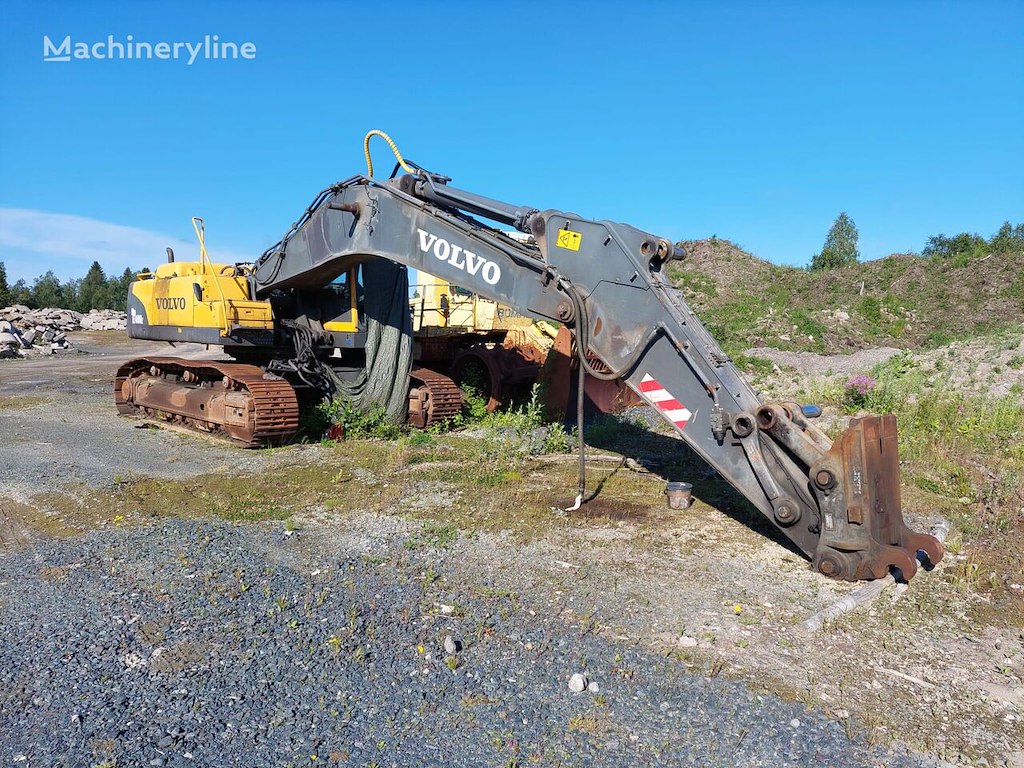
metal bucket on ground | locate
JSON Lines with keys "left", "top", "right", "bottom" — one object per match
{"left": 665, "top": 481, "right": 693, "bottom": 510}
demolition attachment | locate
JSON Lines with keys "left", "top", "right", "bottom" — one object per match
{"left": 748, "top": 405, "right": 944, "bottom": 580}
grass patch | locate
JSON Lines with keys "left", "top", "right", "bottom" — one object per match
{"left": 13, "top": 423, "right": 676, "bottom": 550}
{"left": 0, "top": 395, "right": 47, "bottom": 410}
{"left": 730, "top": 353, "right": 776, "bottom": 377}
{"left": 403, "top": 521, "right": 458, "bottom": 550}
{"left": 671, "top": 238, "right": 1024, "bottom": 355}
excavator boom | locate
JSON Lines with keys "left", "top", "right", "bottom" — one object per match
{"left": 250, "top": 169, "right": 943, "bottom": 581}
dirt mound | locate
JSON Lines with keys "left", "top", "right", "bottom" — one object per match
{"left": 669, "top": 239, "right": 1024, "bottom": 356}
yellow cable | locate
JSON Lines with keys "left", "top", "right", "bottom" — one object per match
{"left": 192, "top": 217, "right": 231, "bottom": 335}
{"left": 363, "top": 129, "right": 415, "bottom": 178}
{"left": 192, "top": 217, "right": 208, "bottom": 265}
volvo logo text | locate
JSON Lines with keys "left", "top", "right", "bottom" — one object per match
{"left": 416, "top": 229, "right": 501, "bottom": 286}
{"left": 155, "top": 297, "right": 187, "bottom": 310}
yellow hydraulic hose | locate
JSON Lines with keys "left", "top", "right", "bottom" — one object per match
{"left": 363, "top": 129, "right": 415, "bottom": 178}
{"left": 192, "top": 217, "right": 210, "bottom": 266}
{"left": 193, "top": 217, "right": 231, "bottom": 335}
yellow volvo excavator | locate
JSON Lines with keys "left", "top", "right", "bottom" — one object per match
{"left": 117, "top": 216, "right": 546, "bottom": 439}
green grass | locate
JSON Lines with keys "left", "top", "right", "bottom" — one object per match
{"left": 670, "top": 238, "right": 1024, "bottom": 355}
{"left": 0, "top": 395, "right": 47, "bottom": 410}
{"left": 300, "top": 398, "right": 402, "bottom": 442}
{"left": 403, "top": 521, "right": 458, "bottom": 550}
{"left": 799, "top": 352, "right": 1024, "bottom": 558}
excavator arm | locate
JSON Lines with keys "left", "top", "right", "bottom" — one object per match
{"left": 251, "top": 169, "right": 944, "bottom": 582}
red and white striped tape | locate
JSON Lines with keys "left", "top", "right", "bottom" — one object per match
{"left": 638, "top": 373, "right": 692, "bottom": 429}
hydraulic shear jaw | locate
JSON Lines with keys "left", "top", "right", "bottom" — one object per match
{"left": 812, "top": 415, "right": 944, "bottom": 581}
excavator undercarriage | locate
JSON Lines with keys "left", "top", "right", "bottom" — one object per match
{"left": 115, "top": 357, "right": 300, "bottom": 448}
{"left": 116, "top": 357, "right": 466, "bottom": 444}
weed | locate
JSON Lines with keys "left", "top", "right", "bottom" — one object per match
{"left": 709, "top": 658, "right": 726, "bottom": 678}
{"left": 423, "top": 563, "right": 440, "bottom": 584}
{"left": 300, "top": 397, "right": 402, "bottom": 441}
{"left": 459, "top": 379, "right": 492, "bottom": 424}
{"left": 842, "top": 374, "right": 877, "bottom": 410}
{"left": 568, "top": 715, "right": 603, "bottom": 734}
{"left": 408, "top": 430, "right": 434, "bottom": 446}
{"left": 542, "top": 421, "right": 572, "bottom": 453}
{"left": 461, "top": 693, "right": 496, "bottom": 707}
{"left": 403, "top": 522, "right": 458, "bottom": 550}
{"left": 0, "top": 395, "right": 47, "bottom": 410}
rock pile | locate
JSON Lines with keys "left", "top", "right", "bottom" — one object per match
{"left": 79, "top": 309, "right": 128, "bottom": 331}
{"left": 0, "top": 317, "right": 72, "bottom": 358}
{"left": 0, "top": 305, "right": 127, "bottom": 359}
{"left": 1, "top": 305, "right": 81, "bottom": 332}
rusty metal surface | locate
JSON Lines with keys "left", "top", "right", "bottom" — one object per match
{"left": 752, "top": 407, "right": 944, "bottom": 581}
{"left": 449, "top": 343, "right": 542, "bottom": 412}
{"left": 407, "top": 367, "right": 463, "bottom": 428}
{"left": 542, "top": 326, "right": 642, "bottom": 417}
{"left": 115, "top": 357, "right": 299, "bottom": 448}
{"left": 813, "top": 415, "right": 944, "bottom": 581}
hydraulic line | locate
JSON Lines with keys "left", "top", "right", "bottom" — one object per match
{"left": 572, "top": 341, "right": 586, "bottom": 510}
{"left": 557, "top": 276, "right": 663, "bottom": 509}
{"left": 363, "top": 129, "right": 415, "bottom": 178}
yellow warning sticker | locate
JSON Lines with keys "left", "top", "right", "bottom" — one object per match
{"left": 556, "top": 228, "right": 582, "bottom": 251}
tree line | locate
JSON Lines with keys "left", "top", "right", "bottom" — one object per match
{"left": 811, "top": 216, "right": 1024, "bottom": 271}
{"left": 4, "top": 218, "right": 1022, "bottom": 308}
{"left": 0, "top": 261, "right": 143, "bottom": 312}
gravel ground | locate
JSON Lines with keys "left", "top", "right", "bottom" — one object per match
{"left": 742, "top": 346, "right": 902, "bottom": 378}
{"left": 2, "top": 331, "right": 1016, "bottom": 766}
{"left": 0, "top": 334, "right": 277, "bottom": 502}
{"left": 0, "top": 518, "right": 937, "bottom": 768}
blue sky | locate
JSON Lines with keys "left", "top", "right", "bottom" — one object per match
{"left": 0, "top": 0, "right": 1021, "bottom": 283}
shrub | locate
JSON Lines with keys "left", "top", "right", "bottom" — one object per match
{"left": 843, "top": 374, "right": 877, "bottom": 409}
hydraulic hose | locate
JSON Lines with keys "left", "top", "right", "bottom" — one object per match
{"left": 364, "top": 130, "right": 415, "bottom": 178}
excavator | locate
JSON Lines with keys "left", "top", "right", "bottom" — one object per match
{"left": 115, "top": 131, "right": 943, "bottom": 582}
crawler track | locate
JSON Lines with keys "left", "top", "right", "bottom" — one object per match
{"left": 407, "top": 367, "right": 463, "bottom": 428}
{"left": 115, "top": 357, "right": 300, "bottom": 448}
